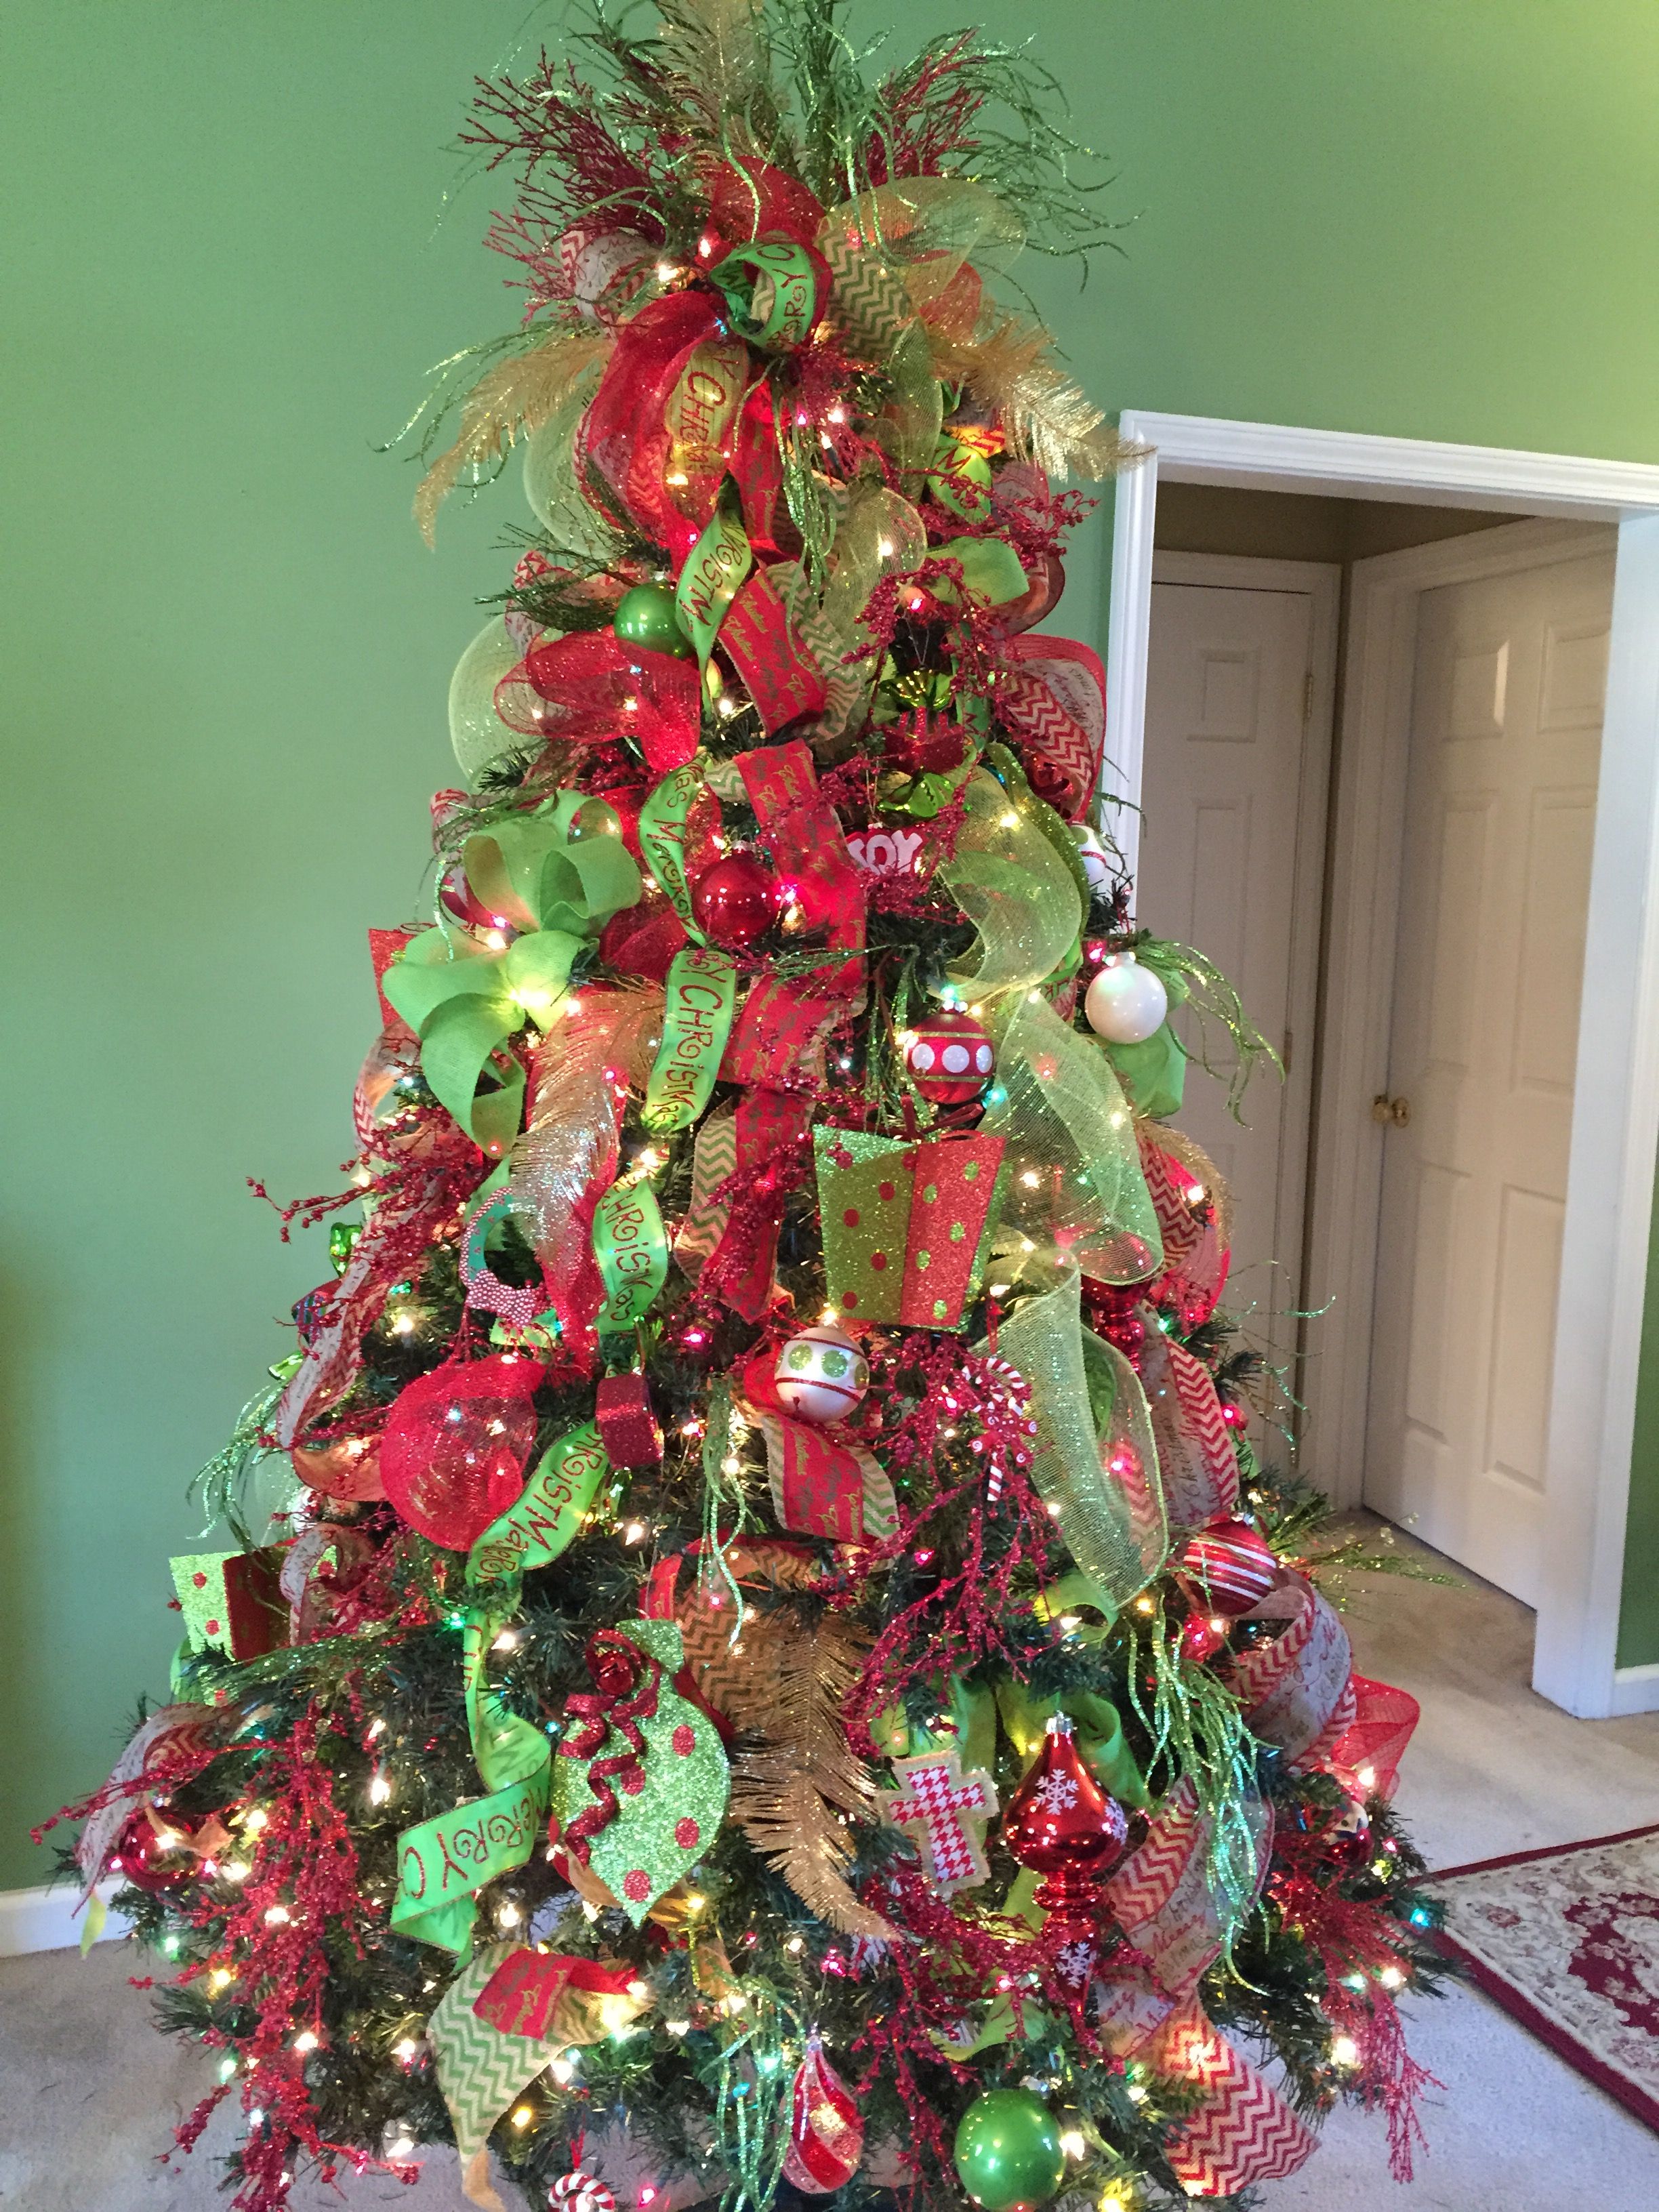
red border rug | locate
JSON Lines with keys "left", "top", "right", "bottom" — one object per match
{"left": 1427, "top": 1823, "right": 1659, "bottom": 2132}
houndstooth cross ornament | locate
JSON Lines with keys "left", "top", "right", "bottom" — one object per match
{"left": 878, "top": 1750, "right": 1000, "bottom": 1896}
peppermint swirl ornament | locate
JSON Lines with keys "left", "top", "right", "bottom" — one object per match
{"left": 550, "top": 2170, "right": 617, "bottom": 2212}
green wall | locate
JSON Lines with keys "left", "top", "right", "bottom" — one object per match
{"left": 9, "top": 1, "right": 1659, "bottom": 1889}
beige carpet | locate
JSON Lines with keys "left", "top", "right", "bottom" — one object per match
{"left": 7, "top": 1517, "right": 1659, "bottom": 2209}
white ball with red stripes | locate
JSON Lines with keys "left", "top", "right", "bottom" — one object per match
{"left": 1176, "top": 1518, "right": 1278, "bottom": 1617}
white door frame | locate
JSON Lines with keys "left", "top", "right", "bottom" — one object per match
{"left": 1147, "top": 551, "right": 1340, "bottom": 1400}
{"left": 1108, "top": 411, "right": 1659, "bottom": 1720}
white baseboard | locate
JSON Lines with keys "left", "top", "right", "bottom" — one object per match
{"left": 0, "top": 1881, "right": 129, "bottom": 1959}
{"left": 1609, "top": 1662, "right": 1659, "bottom": 1717}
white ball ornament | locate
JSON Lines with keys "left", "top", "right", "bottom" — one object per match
{"left": 1071, "top": 823, "right": 1113, "bottom": 895}
{"left": 1084, "top": 951, "right": 1169, "bottom": 1045}
{"left": 775, "top": 1323, "right": 870, "bottom": 1425}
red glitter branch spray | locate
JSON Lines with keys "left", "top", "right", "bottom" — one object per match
{"left": 164, "top": 1693, "right": 396, "bottom": 2212}
{"left": 843, "top": 1338, "right": 1052, "bottom": 1749}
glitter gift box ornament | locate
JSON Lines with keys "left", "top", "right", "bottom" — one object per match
{"left": 169, "top": 1549, "right": 285, "bottom": 1663}
{"left": 813, "top": 1128, "right": 1004, "bottom": 1327}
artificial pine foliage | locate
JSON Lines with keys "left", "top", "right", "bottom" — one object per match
{"left": 45, "top": 8, "right": 1448, "bottom": 2210}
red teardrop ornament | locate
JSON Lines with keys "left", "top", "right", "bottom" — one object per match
{"left": 783, "top": 2034, "right": 864, "bottom": 2193}
{"left": 379, "top": 1353, "right": 542, "bottom": 1550}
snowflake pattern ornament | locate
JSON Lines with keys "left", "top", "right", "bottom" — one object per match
{"left": 878, "top": 1749, "right": 1000, "bottom": 1896}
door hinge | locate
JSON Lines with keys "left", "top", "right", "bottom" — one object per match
{"left": 1372, "top": 1094, "right": 1411, "bottom": 1127}
{"left": 1282, "top": 1028, "right": 1292, "bottom": 1075}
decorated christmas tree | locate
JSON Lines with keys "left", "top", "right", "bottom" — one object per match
{"left": 43, "top": 7, "right": 1447, "bottom": 2209}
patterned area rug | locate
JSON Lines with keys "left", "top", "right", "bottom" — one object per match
{"left": 1427, "top": 1824, "right": 1659, "bottom": 2131}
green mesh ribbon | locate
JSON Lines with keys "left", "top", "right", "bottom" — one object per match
{"left": 939, "top": 771, "right": 1082, "bottom": 996}
{"left": 986, "top": 1267, "right": 1168, "bottom": 1612}
{"left": 981, "top": 992, "right": 1163, "bottom": 1286}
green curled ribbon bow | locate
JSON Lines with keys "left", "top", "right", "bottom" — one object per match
{"left": 710, "top": 239, "right": 819, "bottom": 348}
{"left": 383, "top": 793, "right": 642, "bottom": 1150}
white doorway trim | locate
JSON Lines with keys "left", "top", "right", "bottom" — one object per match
{"left": 1107, "top": 411, "right": 1659, "bottom": 1720}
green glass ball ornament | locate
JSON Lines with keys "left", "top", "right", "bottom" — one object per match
{"left": 952, "top": 2089, "right": 1066, "bottom": 2212}
{"left": 613, "top": 580, "right": 693, "bottom": 659}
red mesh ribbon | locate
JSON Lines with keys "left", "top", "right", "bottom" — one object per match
{"left": 994, "top": 635, "right": 1107, "bottom": 821}
{"left": 557, "top": 1629, "right": 665, "bottom": 1860}
{"left": 1328, "top": 1674, "right": 1421, "bottom": 1801}
{"left": 494, "top": 630, "right": 699, "bottom": 776}
{"left": 583, "top": 290, "right": 725, "bottom": 555}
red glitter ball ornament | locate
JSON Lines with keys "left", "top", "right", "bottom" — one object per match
{"left": 1176, "top": 1517, "right": 1278, "bottom": 1617}
{"left": 379, "top": 1353, "right": 542, "bottom": 1550}
{"left": 690, "top": 853, "right": 780, "bottom": 947}
{"left": 112, "top": 1809, "right": 198, "bottom": 1894}
{"left": 905, "top": 1008, "right": 996, "bottom": 1104}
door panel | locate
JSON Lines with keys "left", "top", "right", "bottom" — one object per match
{"left": 1139, "top": 579, "right": 1319, "bottom": 1368}
{"left": 1364, "top": 551, "right": 1612, "bottom": 1602}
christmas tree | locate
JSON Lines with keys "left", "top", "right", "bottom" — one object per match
{"left": 43, "top": 7, "right": 1447, "bottom": 2209}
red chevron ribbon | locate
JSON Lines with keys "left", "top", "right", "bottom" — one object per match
{"left": 1144, "top": 1334, "right": 1239, "bottom": 1530}
{"left": 1231, "top": 1574, "right": 1355, "bottom": 1767}
{"left": 1137, "top": 1131, "right": 1231, "bottom": 1329}
{"left": 1148, "top": 2002, "right": 1318, "bottom": 2194}
{"left": 995, "top": 635, "right": 1106, "bottom": 820}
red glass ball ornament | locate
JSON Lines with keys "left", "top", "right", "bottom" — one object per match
{"left": 690, "top": 853, "right": 780, "bottom": 947}
{"left": 112, "top": 1809, "right": 198, "bottom": 1894}
{"left": 783, "top": 2034, "right": 864, "bottom": 2193}
{"left": 379, "top": 1353, "right": 542, "bottom": 1550}
{"left": 905, "top": 1008, "right": 996, "bottom": 1104}
{"left": 1176, "top": 1517, "right": 1278, "bottom": 1617}
{"left": 1178, "top": 1611, "right": 1231, "bottom": 1666}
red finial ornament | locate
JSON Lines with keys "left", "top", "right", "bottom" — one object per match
{"left": 1002, "top": 1713, "right": 1128, "bottom": 1994}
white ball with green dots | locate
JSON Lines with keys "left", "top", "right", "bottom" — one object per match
{"left": 775, "top": 1323, "right": 870, "bottom": 1425}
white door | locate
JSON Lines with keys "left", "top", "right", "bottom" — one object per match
{"left": 1364, "top": 549, "right": 1613, "bottom": 1603}
{"left": 1137, "top": 562, "right": 1335, "bottom": 1376}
